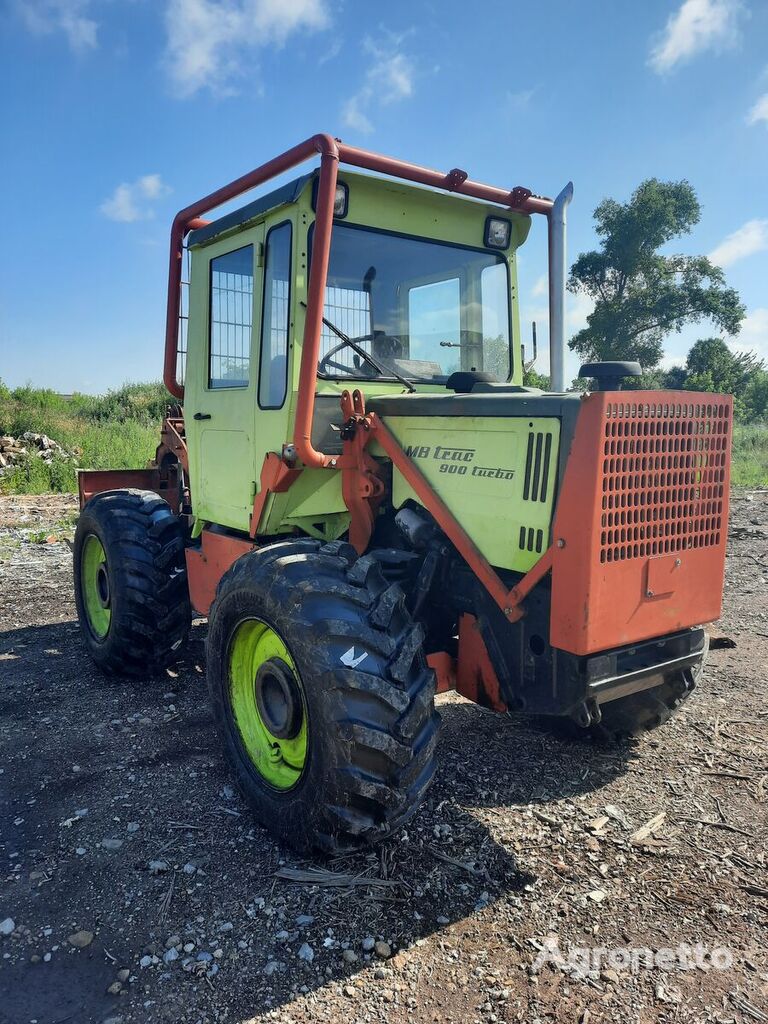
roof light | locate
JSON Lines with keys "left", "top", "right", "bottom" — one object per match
{"left": 311, "top": 178, "right": 349, "bottom": 218}
{"left": 485, "top": 216, "right": 511, "bottom": 249}
{"left": 333, "top": 182, "right": 349, "bottom": 217}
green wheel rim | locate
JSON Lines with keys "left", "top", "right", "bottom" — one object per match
{"left": 81, "top": 534, "right": 112, "bottom": 639}
{"left": 228, "top": 620, "right": 308, "bottom": 790}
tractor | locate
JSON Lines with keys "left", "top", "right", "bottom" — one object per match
{"left": 73, "top": 135, "right": 732, "bottom": 853}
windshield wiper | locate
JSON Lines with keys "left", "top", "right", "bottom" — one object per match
{"left": 302, "top": 302, "right": 416, "bottom": 393}
{"left": 324, "top": 316, "right": 417, "bottom": 394}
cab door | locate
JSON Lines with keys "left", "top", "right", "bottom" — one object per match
{"left": 186, "top": 229, "right": 264, "bottom": 532}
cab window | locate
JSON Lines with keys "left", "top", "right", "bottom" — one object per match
{"left": 317, "top": 224, "right": 511, "bottom": 382}
{"left": 259, "top": 223, "right": 292, "bottom": 408}
{"left": 209, "top": 244, "right": 253, "bottom": 389}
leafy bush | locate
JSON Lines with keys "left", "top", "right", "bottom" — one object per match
{"left": 0, "top": 382, "right": 165, "bottom": 495}
{"left": 661, "top": 338, "right": 768, "bottom": 422}
{"left": 85, "top": 382, "right": 175, "bottom": 425}
{"left": 731, "top": 424, "right": 768, "bottom": 488}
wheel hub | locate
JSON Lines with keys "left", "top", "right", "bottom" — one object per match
{"left": 228, "top": 619, "right": 308, "bottom": 790}
{"left": 96, "top": 563, "right": 111, "bottom": 608}
{"left": 80, "top": 534, "right": 112, "bottom": 639}
{"left": 254, "top": 658, "right": 303, "bottom": 740}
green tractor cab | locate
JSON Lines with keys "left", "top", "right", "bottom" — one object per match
{"left": 75, "top": 135, "right": 732, "bottom": 853}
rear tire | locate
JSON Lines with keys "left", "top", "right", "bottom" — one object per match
{"left": 206, "top": 539, "right": 440, "bottom": 854}
{"left": 74, "top": 489, "right": 190, "bottom": 676}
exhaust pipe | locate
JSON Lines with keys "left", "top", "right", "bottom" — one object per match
{"left": 547, "top": 182, "right": 574, "bottom": 392}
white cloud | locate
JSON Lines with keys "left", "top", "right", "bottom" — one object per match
{"left": 164, "top": 0, "right": 330, "bottom": 97}
{"left": 506, "top": 88, "right": 535, "bottom": 110}
{"left": 708, "top": 219, "right": 768, "bottom": 267}
{"left": 16, "top": 0, "right": 98, "bottom": 53}
{"left": 317, "top": 37, "right": 342, "bottom": 66}
{"left": 342, "top": 35, "right": 415, "bottom": 135}
{"left": 659, "top": 352, "right": 687, "bottom": 370}
{"left": 100, "top": 174, "right": 172, "bottom": 223}
{"left": 649, "top": 0, "right": 743, "bottom": 74}
{"left": 532, "top": 274, "right": 547, "bottom": 298}
{"left": 567, "top": 291, "right": 596, "bottom": 335}
{"left": 342, "top": 96, "right": 373, "bottom": 134}
{"left": 732, "top": 307, "right": 768, "bottom": 361}
{"left": 747, "top": 92, "right": 768, "bottom": 126}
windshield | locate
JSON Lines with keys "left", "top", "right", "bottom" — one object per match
{"left": 317, "top": 224, "right": 512, "bottom": 382}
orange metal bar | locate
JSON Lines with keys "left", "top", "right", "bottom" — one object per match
{"left": 77, "top": 468, "right": 171, "bottom": 509}
{"left": 427, "top": 652, "right": 456, "bottom": 694}
{"left": 339, "top": 143, "right": 553, "bottom": 215}
{"left": 164, "top": 134, "right": 340, "bottom": 400}
{"left": 293, "top": 150, "right": 340, "bottom": 468}
{"left": 426, "top": 618, "right": 509, "bottom": 711}
{"left": 455, "top": 614, "right": 507, "bottom": 712}
{"left": 249, "top": 452, "right": 301, "bottom": 538}
{"left": 371, "top": 415, "right": 552, "bottom": 621}
{"left": 164, "top": 134, "right": 552, "bottom": 407}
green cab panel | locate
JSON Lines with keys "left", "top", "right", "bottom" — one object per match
{"left": 259, "top": 467, "right": 350, "bottom": 541}
{"left": 183, "top": 166, "right": 533, "bottom": 535}
{"left": 380, "top": 415, "right": 560, "bottom": 572}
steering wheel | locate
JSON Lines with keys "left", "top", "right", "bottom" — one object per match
{"left": 374, "top": 334, "right": 403, "bottom": 361}
{"left": 318, "top": 333, "right": 376, "bottom": 376}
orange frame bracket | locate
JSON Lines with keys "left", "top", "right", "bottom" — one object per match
{"left": 338, "top": 389, "right": 554, "bottom": 623}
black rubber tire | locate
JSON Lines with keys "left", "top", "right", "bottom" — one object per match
{"left": 73, "top": 489, "right": 191, "bottom": 676}
{"left": 206, "top": 539, "right": 440, "bottom": 854}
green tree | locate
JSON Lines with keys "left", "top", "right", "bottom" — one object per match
{"left": 666, "top": 337, "right": 768, "bottom": 422}
{"left": 683, "top": 337, "right": 763, "bottom": 393}
{"left": 523, "top": 368, "right": 551, "bottom": 389}
{"left": 744, "top": 371, "right": 768, "bottom": 422}
{"left": 568, "top": 179, "right": 745, "bottom": 370}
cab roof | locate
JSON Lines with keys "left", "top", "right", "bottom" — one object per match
{"left": 187, "top": 172, "right": 314, "bottom": 248}
{"left": 186, "top": 168, "right": 531, "bottom": 250}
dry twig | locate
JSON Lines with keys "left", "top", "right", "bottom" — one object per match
{"left": 275, "top": 866, "right": 399, "bottom": 889}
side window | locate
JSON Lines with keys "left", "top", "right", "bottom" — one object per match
{"left": 259, "top": 223, "right": 292, "bottom": 408}
{"left": 408, "top": 278, "right": 461, "bottom": 369}
{"left": 209, "top": 245, "right": 253, "bottom": 389}
{"left": 480, "top": 262, "right": 511, "bottom": 379}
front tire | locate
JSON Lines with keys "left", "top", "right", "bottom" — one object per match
{"left": 206, "top": 539, "right": 440, "bottom": 854}
{"left": 74, "top": 489, "right": 190, "bottom": 676}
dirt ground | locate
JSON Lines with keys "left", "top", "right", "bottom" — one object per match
{"left": 1, "top": 491, "right": 767, "bottom": 1024}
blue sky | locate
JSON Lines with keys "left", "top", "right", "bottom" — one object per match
{"left": 1, "top": 0, "right": 767, "bottom": 393}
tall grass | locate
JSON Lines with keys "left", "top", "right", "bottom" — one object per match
{"left": 0, "top": 382, "right": 170, "bottom": 495}
{"left": 731, "top": 424, "right": 768, "bottom": 488}
{"left": 0, "top": 380, "right": 766, "bottom": 494}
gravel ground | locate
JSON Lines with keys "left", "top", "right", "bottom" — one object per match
{"left": 0, "top": 491, "right": 766, "bottom": 1024}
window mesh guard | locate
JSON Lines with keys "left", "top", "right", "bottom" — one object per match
{"left": 176, "top": 246, "right": 190, "bottom": 389}
{"left": 320, "top": 286, "right": 371, "bottom": 372}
